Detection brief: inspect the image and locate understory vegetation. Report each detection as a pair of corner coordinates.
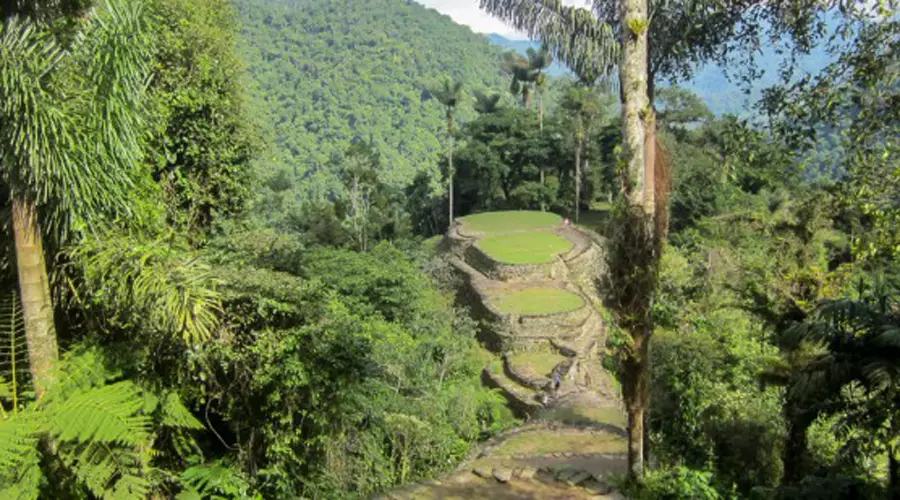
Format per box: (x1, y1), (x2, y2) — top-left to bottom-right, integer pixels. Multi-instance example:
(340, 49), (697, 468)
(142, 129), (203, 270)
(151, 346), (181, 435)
(0, 0), (898, 499)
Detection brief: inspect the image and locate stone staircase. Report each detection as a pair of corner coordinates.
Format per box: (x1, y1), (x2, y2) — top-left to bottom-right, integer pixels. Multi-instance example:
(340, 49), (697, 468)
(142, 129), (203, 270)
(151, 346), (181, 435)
(376, 218), (627, 499)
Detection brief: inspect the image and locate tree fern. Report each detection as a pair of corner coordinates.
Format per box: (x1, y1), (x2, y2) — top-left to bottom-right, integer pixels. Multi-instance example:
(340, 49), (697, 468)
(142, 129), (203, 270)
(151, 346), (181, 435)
(47, 381), (152, 445)
(160, 391), (204, 431)
(0, 291), (29, 411)
(0, 349), (160, 499)
(178, 461), (258, 500)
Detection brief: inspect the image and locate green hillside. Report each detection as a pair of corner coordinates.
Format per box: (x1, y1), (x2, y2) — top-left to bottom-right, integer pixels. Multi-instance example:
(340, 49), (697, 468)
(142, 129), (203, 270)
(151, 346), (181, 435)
(234, 0), (512, 193)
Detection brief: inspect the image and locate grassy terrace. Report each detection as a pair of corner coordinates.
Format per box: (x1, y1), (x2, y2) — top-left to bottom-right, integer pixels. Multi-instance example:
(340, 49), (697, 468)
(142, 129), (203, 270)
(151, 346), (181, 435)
(490, 287), (584, 315)
(477, 231), (572, 264)
(508, 351), (567, 377)
(460, 211), (562, 233)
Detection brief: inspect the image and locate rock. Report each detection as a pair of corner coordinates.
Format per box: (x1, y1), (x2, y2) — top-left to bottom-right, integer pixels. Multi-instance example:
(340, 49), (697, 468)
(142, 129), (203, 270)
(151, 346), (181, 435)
(595, 492), (626, 500)
(556, 469), (577, 482)
(472, 467), (492, 479)
(583, 480), (613, 495)
(518, 467), (538, 480)
(564, 451), (575, 457)
(493, 467), (513, 483)
(553, 452), (564, 457)
(566, 471), (593, 486)
(535, 469), (556, 484)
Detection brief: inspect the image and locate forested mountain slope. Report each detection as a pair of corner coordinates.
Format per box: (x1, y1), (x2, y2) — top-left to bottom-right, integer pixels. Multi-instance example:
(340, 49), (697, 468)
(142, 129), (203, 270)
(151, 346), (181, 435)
(234, 0), (512, 193)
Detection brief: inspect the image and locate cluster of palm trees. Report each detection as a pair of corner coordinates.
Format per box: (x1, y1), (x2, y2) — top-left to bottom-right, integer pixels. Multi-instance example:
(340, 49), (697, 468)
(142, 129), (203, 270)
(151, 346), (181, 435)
(431, 45), (602, 230)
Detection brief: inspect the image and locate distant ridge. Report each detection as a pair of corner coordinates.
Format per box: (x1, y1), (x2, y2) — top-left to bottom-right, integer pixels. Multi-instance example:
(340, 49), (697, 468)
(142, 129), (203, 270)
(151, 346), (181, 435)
(486, 31), (832, 117)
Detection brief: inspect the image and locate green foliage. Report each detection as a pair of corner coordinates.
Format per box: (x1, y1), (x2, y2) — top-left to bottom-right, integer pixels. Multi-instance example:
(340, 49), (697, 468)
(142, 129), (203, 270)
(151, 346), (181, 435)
(178, 461), (259, 500)
(234, 0), (511, 192)
(189, 236), (514, 497)
(67, 228), (222, 346)
(631, 466), (721, 500)
(452, 108), (571, 213)
(147, 0), (259, 238)
(0, 349), (154, 500)
(0, 0), (153, 242)
(0, 292), (27, 412)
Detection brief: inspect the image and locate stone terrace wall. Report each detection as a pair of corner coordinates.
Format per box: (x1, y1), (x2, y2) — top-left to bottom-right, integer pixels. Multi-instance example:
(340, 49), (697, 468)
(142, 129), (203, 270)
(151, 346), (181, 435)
(464, 244), (568, 282)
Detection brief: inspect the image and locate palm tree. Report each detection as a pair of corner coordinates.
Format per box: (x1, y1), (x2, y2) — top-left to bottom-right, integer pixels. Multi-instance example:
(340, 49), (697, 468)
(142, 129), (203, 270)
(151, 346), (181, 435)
(481, 0), (654, 478)
(527, 47), (552, 132)
(560, 84), (603, 222)
(473, 90), (503, 114)
(432, 78), (463, 231)
(0, 1), (152, 397)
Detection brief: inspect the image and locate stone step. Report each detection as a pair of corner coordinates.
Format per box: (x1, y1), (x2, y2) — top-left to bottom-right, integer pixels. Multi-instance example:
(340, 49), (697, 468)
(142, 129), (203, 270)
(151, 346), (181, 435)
(503, 351), (568, 390)
(482, 361), (545, 418)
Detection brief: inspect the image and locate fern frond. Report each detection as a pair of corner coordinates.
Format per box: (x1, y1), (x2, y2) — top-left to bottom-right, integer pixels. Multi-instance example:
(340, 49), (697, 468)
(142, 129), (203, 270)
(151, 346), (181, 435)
(0, 412), (42, 500)
(59, 440), (151, 500)
(48, 381), (151, 446)
(180, 461), (253, 499)
(160, 392), (203, 430)
(39, 347), (121, 405)
(0, 291), (29, 408)
(105, 473), (152, 500)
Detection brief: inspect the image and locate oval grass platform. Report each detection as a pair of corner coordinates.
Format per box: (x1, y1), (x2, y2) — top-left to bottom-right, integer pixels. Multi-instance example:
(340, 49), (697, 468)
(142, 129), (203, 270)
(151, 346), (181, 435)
(460, 211), (562, 233)
(477, 231), (573, 264)
(490, 287), (585, 316)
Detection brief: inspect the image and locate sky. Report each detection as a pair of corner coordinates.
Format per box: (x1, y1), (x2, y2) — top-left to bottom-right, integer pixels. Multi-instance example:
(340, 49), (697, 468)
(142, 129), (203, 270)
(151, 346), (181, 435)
(414, 0), (585, 40)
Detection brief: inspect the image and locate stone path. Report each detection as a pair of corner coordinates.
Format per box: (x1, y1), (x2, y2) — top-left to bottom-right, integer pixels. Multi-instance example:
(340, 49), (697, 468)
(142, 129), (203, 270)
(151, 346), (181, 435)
(377, 219), (627, 499)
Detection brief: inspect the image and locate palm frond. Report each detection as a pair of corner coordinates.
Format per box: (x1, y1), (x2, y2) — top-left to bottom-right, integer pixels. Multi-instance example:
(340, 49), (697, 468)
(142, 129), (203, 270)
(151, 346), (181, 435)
(68, 229), (222, 345)
(480, 0), (618, 83)
(0, 0), (154, 243)
(431, 78), (464, 109)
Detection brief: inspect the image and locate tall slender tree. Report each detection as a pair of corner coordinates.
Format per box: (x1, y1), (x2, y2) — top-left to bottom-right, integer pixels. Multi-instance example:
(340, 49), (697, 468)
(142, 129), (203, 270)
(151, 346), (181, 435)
(432, 79), (463, 231)
(479, 0), (834, 479)
(560, 84), (604, 222)
(0, 0), (152, 397)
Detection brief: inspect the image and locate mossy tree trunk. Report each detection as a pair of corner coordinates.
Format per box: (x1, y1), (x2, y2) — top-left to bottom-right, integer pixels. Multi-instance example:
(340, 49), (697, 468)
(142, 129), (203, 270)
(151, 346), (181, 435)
(11, 196), (59, 399)
(620, 0), (653, 481)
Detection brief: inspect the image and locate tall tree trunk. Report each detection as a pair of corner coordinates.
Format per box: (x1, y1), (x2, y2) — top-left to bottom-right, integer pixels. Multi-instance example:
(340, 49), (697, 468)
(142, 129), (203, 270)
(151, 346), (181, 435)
(623, 325), (651, 478)
(538, 86), (546, 210)
(575, 128), (582, 223)
(620, 0), (652, 481)
(11, 197), (59, 399)
(448, 113), (455, 232)
(783, 410), (810, 485)
(621, 0), (650, 211)
(538, 87), (544, 133)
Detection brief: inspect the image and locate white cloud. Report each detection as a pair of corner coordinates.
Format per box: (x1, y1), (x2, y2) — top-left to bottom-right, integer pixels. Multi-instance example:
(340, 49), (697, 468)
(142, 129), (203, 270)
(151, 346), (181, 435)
(414, 0), (587, 40)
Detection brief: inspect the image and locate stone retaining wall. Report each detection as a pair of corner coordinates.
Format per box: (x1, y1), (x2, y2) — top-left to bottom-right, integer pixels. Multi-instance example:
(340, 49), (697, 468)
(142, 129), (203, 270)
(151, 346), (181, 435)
(465, 244), (568, 282)
(482, 368), (543, 418)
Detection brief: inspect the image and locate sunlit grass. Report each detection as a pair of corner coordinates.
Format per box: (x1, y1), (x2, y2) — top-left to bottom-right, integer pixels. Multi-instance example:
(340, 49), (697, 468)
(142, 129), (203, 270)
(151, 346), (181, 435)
(460, 211), (562, 233)
(508, 351), (567, 376)
(491, 287), (584, 315)
(477, 232), (572, 264)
